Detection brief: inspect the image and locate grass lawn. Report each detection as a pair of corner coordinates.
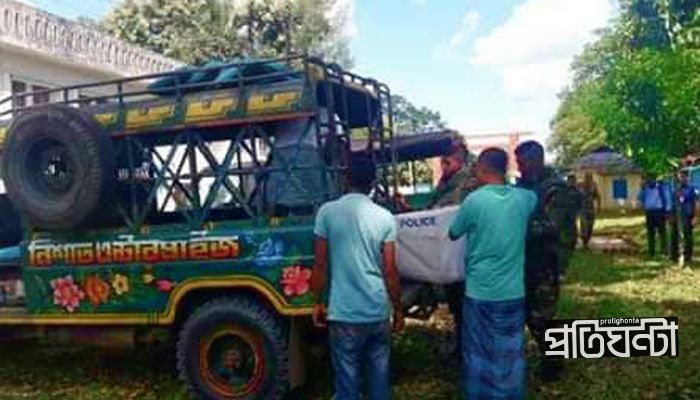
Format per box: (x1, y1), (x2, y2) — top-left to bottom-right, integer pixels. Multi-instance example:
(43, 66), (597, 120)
(0, 213), (697, 399)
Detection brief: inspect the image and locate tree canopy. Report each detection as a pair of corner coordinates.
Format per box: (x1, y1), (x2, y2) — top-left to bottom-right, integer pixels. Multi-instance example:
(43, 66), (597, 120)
(549, 0), (700, 174)
(391, 95), (446, 135)
(101, 0), (353, 66)
(390, 95), (447, 187)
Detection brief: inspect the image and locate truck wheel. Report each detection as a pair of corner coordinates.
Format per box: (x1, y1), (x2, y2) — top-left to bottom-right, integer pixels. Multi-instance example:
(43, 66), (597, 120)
(1, 105), (114, 230)
(177, 297), (289, 400)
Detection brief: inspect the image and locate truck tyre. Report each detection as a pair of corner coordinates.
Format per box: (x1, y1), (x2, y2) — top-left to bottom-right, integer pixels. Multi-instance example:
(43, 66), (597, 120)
(1, 105), (115, 230)
(177, 297), (289, 400)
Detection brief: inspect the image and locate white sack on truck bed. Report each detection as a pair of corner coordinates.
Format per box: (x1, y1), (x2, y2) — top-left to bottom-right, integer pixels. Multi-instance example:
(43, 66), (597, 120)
(395, 206), (466, 284)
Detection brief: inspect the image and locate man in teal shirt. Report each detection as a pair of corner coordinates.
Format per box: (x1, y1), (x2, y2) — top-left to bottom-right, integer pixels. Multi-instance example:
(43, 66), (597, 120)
(311, 154), (404, 400)
(449, 148), (537, 399)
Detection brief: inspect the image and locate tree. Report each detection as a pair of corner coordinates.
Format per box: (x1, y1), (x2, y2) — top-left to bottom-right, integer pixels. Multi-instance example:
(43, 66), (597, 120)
(391, 95), (446, 135)
(621, 0), (673, 49)
(549, 25), (624, 166)
(569, 27), (629, 89)
(549, 24), (625, 165)
(657, 0), (700, 49)
(101, 0), (353, 66)
(550, 0), (700, 172)
(584, 49), (700, 173)
(389, 95), (447, 187)
(548, 84), (607, 167)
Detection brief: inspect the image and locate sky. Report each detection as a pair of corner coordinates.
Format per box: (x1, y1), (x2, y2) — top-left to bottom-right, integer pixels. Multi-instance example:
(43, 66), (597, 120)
(25, 0), (617, 144)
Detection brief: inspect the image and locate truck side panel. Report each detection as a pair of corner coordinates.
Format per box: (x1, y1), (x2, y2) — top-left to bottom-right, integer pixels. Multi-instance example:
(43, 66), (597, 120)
(20, 218), (315, 324)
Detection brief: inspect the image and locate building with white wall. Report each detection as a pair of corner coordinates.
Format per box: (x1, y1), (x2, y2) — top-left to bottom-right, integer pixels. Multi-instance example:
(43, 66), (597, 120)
(0, 0), (179, 115)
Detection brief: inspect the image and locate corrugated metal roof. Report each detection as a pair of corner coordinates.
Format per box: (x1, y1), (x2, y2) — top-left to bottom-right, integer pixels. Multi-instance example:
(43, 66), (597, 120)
(575, 147), (641, 174)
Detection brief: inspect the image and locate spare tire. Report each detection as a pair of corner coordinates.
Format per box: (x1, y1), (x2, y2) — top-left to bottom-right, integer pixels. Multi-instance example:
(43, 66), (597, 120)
(1, 106), (115, 230)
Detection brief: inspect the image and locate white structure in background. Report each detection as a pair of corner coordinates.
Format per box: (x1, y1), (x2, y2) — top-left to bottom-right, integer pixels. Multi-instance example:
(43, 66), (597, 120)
(0, 0), (178, 116)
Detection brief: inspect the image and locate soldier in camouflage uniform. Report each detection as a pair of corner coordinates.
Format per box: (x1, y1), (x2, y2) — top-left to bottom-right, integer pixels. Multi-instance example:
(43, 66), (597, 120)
(428, 140), (478, 363)
(515, 141), (578, 382)
(578, 173), (600, 249)
(564, 174), (583, 264)
(428, 142), (478, 209)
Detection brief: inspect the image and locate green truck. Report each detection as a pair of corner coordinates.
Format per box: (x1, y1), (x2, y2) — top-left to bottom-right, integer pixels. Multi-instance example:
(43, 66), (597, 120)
(0, 56), (456, 399)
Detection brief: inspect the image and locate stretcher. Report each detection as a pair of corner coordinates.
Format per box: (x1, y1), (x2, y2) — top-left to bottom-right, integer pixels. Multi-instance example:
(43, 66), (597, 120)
(396, 206), (466, 284)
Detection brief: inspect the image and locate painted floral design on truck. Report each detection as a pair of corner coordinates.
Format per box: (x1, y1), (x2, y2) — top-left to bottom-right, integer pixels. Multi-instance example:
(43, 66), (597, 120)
(48, 272), (178, 313)
(280, 266), (312, 297)
(51, 276), (84, 313)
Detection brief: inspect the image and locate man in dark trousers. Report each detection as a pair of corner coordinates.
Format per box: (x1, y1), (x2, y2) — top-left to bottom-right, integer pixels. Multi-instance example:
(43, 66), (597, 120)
(638, 176), (672, 257)
(515, 140), (575, 382)
(676, 170), (697, 264)
(310, 154), (404, 400)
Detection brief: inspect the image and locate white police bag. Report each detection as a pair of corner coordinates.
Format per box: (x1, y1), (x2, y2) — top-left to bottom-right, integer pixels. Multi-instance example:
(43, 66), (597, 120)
(395, 206), (466, 284)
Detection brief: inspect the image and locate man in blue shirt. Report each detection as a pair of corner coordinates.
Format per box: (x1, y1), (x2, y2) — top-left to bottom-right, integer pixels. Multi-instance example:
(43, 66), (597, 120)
(449, 148), (537, 399)
(310, 154), (403, 400)
(676, 170), (697, 263)
(638, 176), (673, 257)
